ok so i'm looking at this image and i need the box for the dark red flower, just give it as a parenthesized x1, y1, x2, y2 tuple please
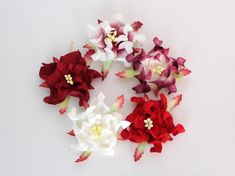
(121, 93, 185, 154)
(39, 51, 101, 106)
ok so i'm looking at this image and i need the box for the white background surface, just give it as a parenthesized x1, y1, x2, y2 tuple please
(0, 0, 235, 175)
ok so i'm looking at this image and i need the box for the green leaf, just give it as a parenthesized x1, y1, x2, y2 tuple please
(134, 141, 148, 162)
(101, 60, 112, 80)
(58, 96, 70, 115)
(116, 69, 140, 78)
(110, 95, 125, 113)
(167, 94, 182, 112)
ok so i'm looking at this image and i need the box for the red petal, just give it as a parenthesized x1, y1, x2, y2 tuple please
(130, 96, 144, 104)
(160, 93, 168, 110)
(150, 142, 162, 153)
(67, 130, 75, 136)
(153, 37, 163, 46)
(39, 82, 49, 88)
(173, 124, 185, 136)
(131, 21, 143, 31)
(97, 19, 102, 24)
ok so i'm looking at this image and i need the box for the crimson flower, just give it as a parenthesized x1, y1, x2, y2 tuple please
(120, 93, 185, 161)
(39, 51, 101, 111)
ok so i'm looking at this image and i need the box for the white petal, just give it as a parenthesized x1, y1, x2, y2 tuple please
(102, 21, 114, 33)
(104, 48, 115, 60)
(89, 34, 103, 46)
(116, 35, 128, 43)
(83, 106, 96, 119)
(94, 103, 110, 115)
(100, 131, 117, 148)
(123, 24, 133, 35)
(67, 107, 84, 121)
(91, 50, 107, 61)
(118, 41, 133, 54)
(116, 57, 131, 67)
(90, 92, 105, 106)
(112, 13, 124, 23)
(133, 34, 146, 48)
(119, 121, 130, 130)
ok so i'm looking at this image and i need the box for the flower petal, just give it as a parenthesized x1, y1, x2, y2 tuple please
(131, 21, 143, 31)
(150, 142, 162, 153)
(67, 130, 75, 136)
(173, 124, 185, 136)
(84, 49, 94, 66)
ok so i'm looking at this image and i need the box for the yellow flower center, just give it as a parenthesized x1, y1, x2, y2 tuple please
(64, 74, 73, 85)
(144, 118, 153, 130)
(107, 31, 118, 42)
(91, 124, 103, 138)
(152, 66, 165, 75)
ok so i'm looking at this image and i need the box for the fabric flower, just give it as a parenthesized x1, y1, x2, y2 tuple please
(117, 37, 191, 94)
(39, 51, 101, 114)
(68, 92, 130, 162)
(120, 93, 185, 161)
(84, 14, 145, 78)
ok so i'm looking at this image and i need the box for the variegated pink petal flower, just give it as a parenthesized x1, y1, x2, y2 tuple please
(119, 36, 191, 94)
(84, 14, 145, 78)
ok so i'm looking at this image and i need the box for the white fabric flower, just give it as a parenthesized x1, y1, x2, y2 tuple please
(68, 92, 130, 156)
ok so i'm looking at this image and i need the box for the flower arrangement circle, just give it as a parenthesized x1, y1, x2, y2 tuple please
(38, 14, 191, 163)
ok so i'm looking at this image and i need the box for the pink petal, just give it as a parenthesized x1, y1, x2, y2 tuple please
(67, 130, 75, 136)
(153, 37, 163, 46)
(131, 21, 143, 31)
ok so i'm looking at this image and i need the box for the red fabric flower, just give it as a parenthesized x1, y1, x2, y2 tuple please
(39, 51, 101, 106)
(121, 93, 185, 160)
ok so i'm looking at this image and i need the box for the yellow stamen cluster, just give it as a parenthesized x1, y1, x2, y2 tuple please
(91, 124, 103, 138)
(153, 66, 165, 74)
(144, 118, 153, 130)
(107, 31, 118, 43)
(64, 74, 73, 85)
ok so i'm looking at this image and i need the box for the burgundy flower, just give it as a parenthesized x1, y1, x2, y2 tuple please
(117, 37, 191, 95)
(39, 51, 101, 108)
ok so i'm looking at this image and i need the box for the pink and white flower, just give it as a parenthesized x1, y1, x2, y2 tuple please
(85, 14, 145, 67)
